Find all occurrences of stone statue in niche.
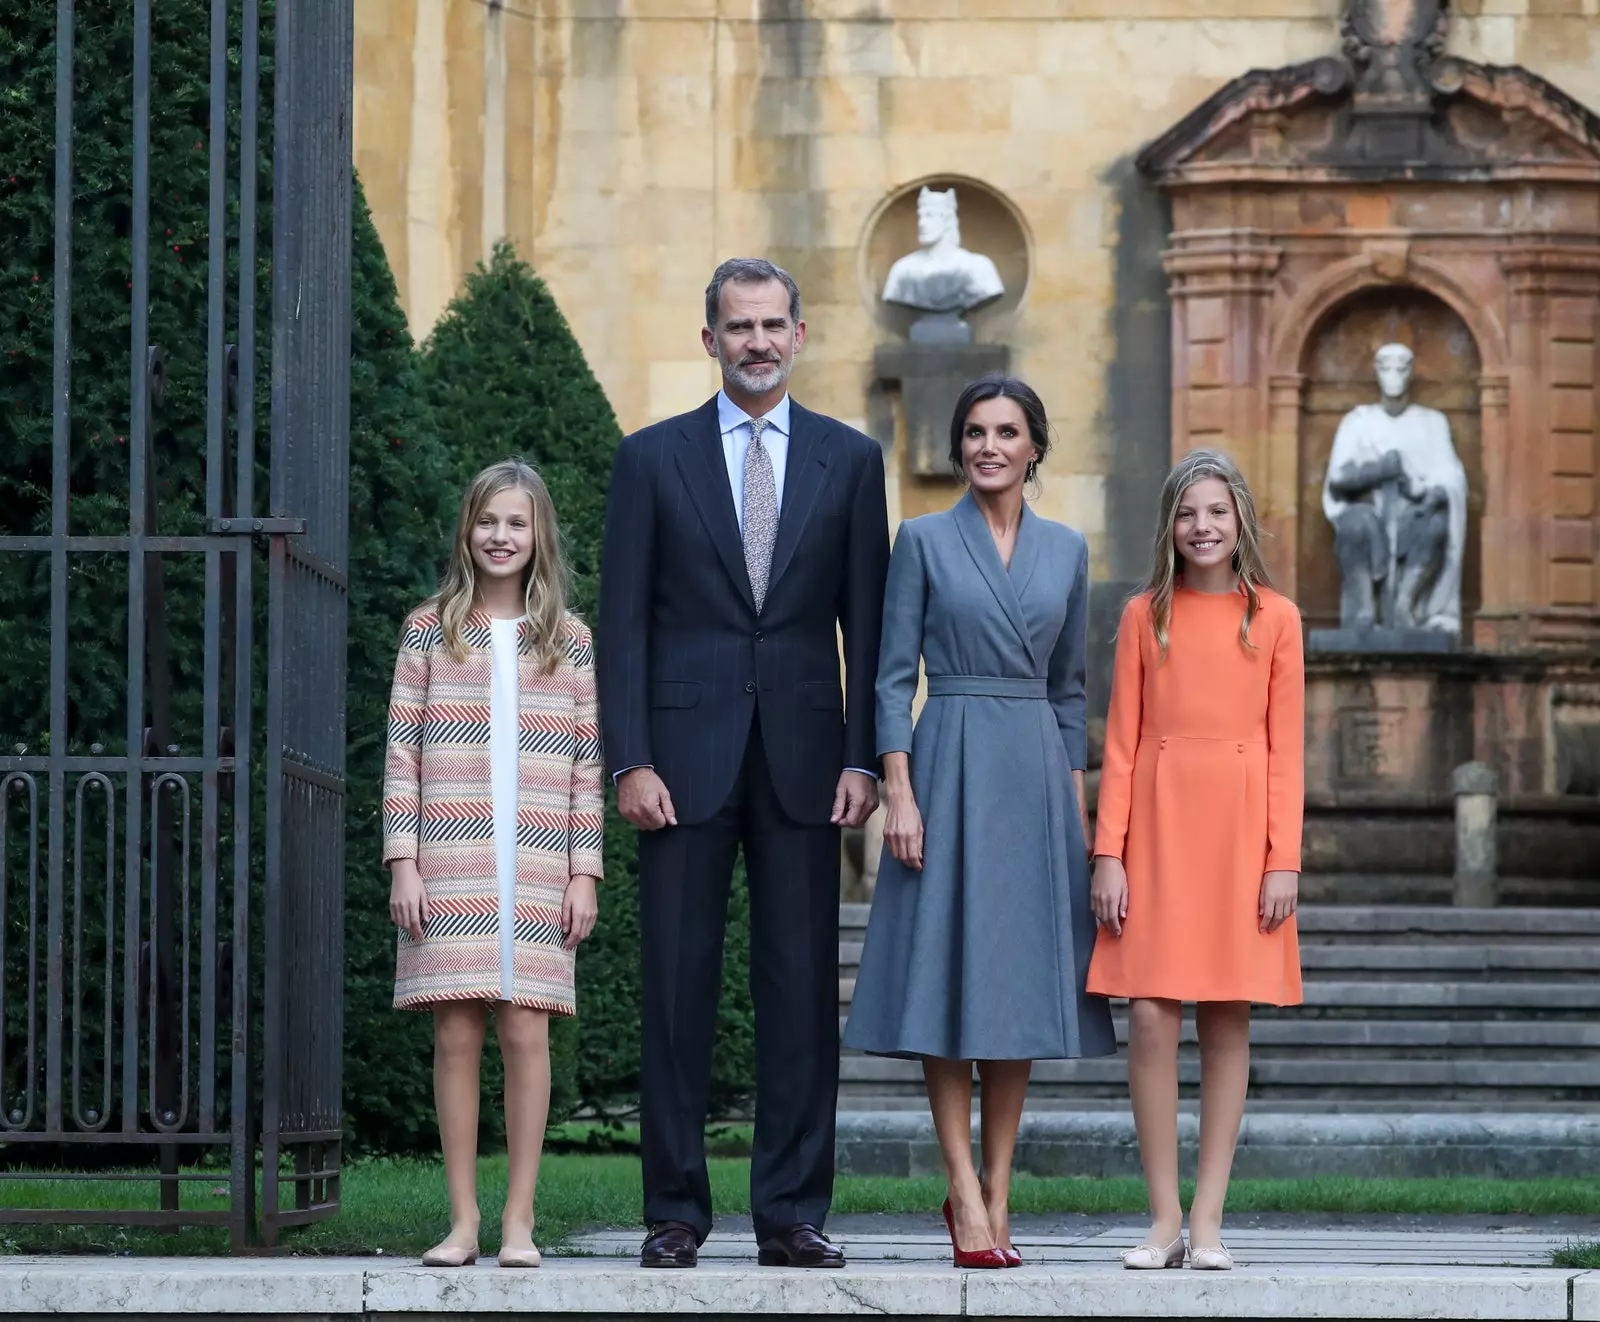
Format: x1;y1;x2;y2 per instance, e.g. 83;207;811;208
882;186;1004;344
1319;343;1468;646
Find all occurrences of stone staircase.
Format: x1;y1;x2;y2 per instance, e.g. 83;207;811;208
837;903;1600;1113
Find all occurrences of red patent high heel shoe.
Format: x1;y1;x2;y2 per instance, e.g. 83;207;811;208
942;1198;1008;1269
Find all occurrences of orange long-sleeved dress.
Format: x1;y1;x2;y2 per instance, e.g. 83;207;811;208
1086;586;1304;1005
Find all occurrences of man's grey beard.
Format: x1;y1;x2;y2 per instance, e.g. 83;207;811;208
720;350;793;396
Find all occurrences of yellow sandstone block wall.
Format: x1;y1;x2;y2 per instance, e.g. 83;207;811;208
353;0;1600;565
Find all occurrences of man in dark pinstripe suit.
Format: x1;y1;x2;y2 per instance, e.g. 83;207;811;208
599;258;891;1269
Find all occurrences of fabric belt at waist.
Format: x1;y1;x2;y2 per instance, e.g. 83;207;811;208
925;675;1048;699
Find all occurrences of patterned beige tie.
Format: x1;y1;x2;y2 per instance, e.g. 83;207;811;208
743;416;778;612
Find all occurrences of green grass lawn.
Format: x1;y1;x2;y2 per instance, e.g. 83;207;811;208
1552;1240;1600;1269
4;1154;1599;1257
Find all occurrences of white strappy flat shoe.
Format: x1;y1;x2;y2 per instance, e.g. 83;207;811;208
1120;1235;1186;1269
1189;1242;1234;1271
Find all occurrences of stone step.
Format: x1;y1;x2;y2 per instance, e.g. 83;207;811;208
839;1054;1600;1091
835;1016;1600;1050
836;941;1600;977
838;976;1600;1013
831;1092;1600;1114
838;902;1600;940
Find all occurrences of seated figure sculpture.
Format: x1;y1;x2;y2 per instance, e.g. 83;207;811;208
1321;343;1468;636
882;186;1005;319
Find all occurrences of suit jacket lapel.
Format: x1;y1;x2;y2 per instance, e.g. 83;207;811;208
674;397;757;613
766;401;830;599
953;491;1037;668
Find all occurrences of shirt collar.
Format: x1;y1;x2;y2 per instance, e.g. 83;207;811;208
717;389;791;439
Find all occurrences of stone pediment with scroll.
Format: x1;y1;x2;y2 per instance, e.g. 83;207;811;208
1138;41;1600;185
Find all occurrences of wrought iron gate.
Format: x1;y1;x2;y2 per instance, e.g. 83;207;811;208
0;0;352;1249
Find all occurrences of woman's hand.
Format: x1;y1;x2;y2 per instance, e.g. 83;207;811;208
1259;870;1298;933
1090;855;1128;936
883;786;924;871
388;859;429;939
564;875;599;949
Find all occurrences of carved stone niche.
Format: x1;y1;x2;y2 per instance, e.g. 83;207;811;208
1138;2;1600;848
1138;0;1600;657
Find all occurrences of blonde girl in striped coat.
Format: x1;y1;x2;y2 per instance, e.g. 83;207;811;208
384;459;603;1269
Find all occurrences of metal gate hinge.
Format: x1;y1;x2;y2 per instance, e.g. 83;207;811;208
209;517;308;536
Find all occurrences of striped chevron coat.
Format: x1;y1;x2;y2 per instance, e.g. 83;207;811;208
383;606;604;1014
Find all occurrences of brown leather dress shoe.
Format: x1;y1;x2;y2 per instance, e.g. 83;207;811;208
757;1223;845;1268
641;1221;699;1268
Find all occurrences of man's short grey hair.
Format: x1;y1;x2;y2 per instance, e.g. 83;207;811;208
704;258;802;330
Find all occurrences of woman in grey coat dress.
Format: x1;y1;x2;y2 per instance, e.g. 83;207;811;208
843;375;1115;1268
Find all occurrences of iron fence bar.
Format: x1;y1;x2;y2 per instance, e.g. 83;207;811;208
0;757;238;775
0;1209;233;1228
0;1170;232;1180
122;0;152;1138
0;535;301;551
70;773;115;1132
46;0;77;1143
0;773;40;1131
0;1130;233;1145
146;773;192;1134
199;0;230;1144
233;0;261;1248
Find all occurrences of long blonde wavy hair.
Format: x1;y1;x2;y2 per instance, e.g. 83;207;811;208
1141;448;1271;658
433;459;570;672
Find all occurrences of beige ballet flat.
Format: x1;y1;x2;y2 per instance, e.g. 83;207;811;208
421;1240;480;1267
497;1244;542;1268
1189;1242;1234;1271
1120;1235;1186;1270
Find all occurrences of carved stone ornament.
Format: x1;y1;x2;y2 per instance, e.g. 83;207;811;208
1136;0;1600;178
1341;0;1450;113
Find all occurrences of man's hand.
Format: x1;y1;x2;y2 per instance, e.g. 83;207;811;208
831;769;879;829
618;767;677;831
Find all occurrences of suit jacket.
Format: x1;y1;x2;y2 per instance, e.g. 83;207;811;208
598;395;891;826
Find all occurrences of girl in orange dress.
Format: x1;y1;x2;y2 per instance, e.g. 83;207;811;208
1088;449;1303;1272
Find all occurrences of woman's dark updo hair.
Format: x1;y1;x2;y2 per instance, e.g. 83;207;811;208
948;373;1052;481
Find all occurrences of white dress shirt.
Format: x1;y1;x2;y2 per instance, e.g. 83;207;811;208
718;390;791;534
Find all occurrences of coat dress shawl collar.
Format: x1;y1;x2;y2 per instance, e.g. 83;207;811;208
952;490;1039;669
673;394;832;616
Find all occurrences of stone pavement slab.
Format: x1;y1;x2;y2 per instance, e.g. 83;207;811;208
1576;1273;1600;1322
567;1223;1573;1268
2;1250;1593;1319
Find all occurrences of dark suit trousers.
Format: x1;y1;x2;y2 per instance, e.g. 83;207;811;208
637;718;841;1244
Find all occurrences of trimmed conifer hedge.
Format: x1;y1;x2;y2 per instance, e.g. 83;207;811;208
0;1;757;1150
413;245;758;1122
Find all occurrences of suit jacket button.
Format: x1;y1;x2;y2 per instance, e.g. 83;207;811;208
745;682;756;694
755;633;764;643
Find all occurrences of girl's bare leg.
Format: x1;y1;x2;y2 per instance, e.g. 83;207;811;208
923;1056;994;1251
433;1002;490;1247
495;1004;552;1251
1190;1001;1251;1251
1127;997;1183;1245
976;1059;1031;1251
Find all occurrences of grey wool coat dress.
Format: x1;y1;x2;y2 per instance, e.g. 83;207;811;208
843;493;1117;1061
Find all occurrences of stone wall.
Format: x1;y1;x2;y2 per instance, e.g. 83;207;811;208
353;1;1600;711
